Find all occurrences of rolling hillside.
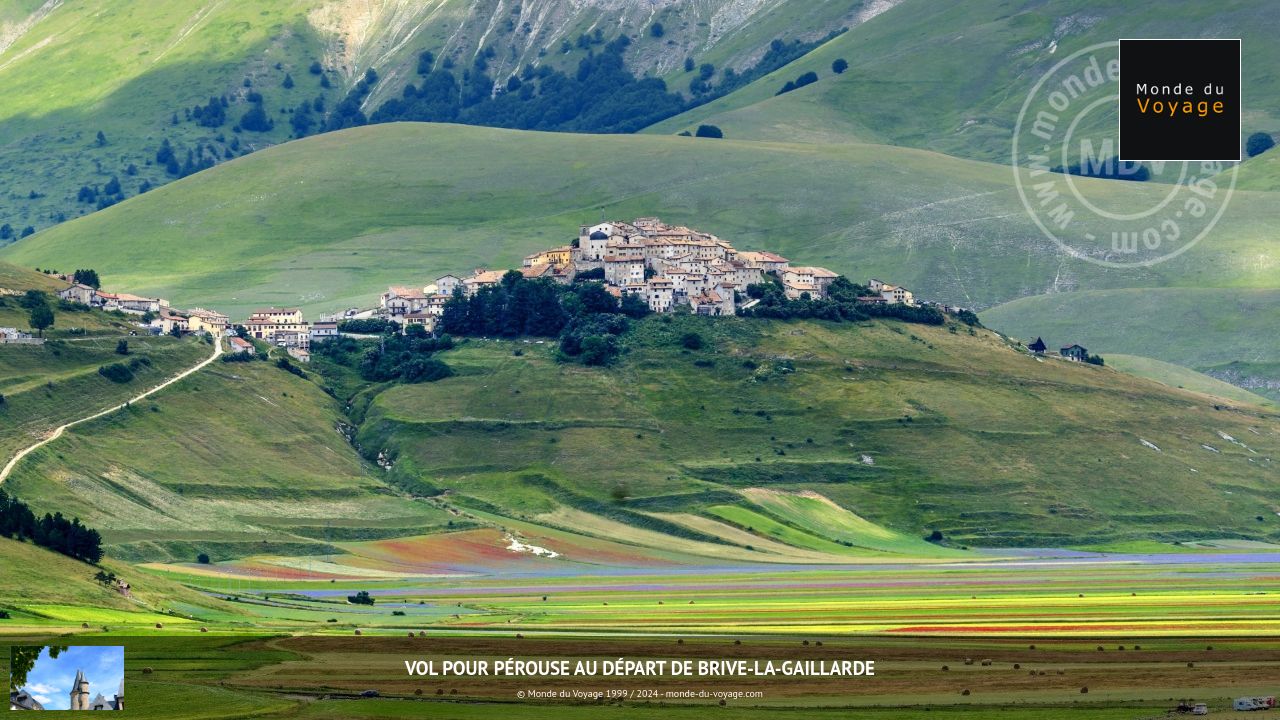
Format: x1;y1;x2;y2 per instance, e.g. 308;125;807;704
648;0;1280;160
0;535;237;626
0;0;868;237
7;312;1279;559
348;315;1280;547
0;261;210;460
3;358;451;563
981;288;1280;393
4;122;1279;322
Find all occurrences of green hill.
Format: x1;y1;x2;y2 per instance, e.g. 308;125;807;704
981;288;1280;386
0;535;236;627
648;0;1280;160
4;123;1280;322
354;315;1280;547
3;358;450;563
0;261;210;460
9;313;1279;555
0;0;860;237
1105;354;1274;408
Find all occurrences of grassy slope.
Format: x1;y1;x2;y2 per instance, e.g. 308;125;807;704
0;0;858;237
5;123;1280;321
0;536;237;624
1104;354;1274;407
648;0;1280;160
3;357;448;562
981;288;1280;370
357;315;1280;546
0;261;210;459
639;0;1280;388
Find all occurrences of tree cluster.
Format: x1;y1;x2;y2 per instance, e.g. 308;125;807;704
371;37;685;134
777;70;818;95
741;276;946;326
313;329;456;384
438;272;640;366
72;268;101;289
0;490;103;564
1051;157;1149;181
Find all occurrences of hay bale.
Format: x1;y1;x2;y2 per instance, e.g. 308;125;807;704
418;631;426;637
155;622;164;629
980;659;992;666
515;633;524;639
414;689;422;696
961;689;970;696
1013;663;1020;669
436;688;444;695
81;622;89;629
1096;645;1104;651
1134;644;1141;650
1187;662;1195;668
200;627;208;633
1205;645;1213;651
1028;644;1036;650
1080;686;1088;694
963;658;974;665
677;638;684;645
354;629;362;635
802;640;810;646
733;639;741;645
407;632;415;637
1117;645;1125;651
142;667;154;675
941;665;949;671
816;641;823;647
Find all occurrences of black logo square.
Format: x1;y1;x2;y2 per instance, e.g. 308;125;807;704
1119;39;1240;161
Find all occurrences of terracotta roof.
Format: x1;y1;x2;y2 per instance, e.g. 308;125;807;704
388;286;427;299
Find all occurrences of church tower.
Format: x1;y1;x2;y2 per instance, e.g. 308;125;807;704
70;669;89;711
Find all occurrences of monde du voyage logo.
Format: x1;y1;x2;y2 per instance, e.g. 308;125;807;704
1012;39;1240;268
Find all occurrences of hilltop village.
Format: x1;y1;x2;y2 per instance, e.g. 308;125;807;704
376;217;921;330
28;219;1063;364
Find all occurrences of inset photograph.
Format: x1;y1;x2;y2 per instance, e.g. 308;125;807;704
9;646;122;711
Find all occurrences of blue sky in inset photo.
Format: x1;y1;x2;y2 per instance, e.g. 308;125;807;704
14;645;123;711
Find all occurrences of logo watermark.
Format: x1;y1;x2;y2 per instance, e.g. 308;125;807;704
1011;41;1236;268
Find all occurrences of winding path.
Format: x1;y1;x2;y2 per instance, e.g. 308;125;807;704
0;337;222;484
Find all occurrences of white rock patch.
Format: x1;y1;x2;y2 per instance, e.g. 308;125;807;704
505;534;560;559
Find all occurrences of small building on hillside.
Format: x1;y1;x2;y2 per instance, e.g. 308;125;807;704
227;336;255;355
463;269;505;295
58;282;98;305
186;308;229;336
287;347;311;363
435;274;463;297
1060;343;1088;361
1028;337;1047;355
310;321;338;343
155;308;189;335
245;307;309;343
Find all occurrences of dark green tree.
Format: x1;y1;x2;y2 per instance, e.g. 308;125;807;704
29;304;53;336
832;58;848;74
1247;131;1275;157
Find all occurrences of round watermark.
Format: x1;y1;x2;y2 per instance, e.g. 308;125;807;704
1011;41;1236;268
